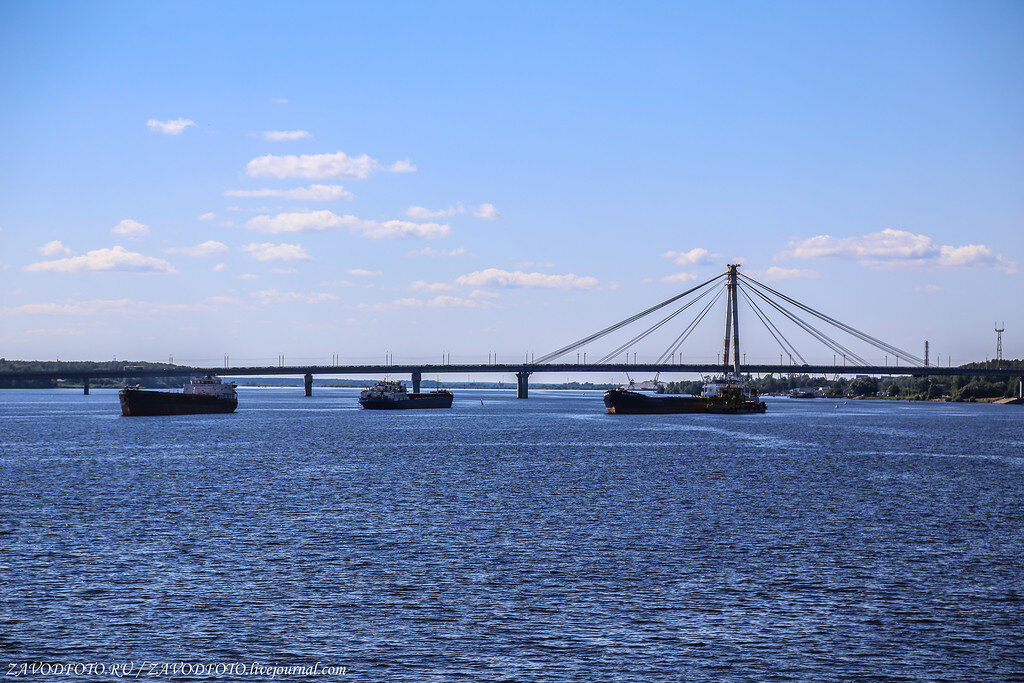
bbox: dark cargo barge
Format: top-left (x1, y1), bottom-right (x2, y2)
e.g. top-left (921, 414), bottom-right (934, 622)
top-left (119, 376), bottom-right (238, 416)
top-left (359, 380), bottom-right (453, 409)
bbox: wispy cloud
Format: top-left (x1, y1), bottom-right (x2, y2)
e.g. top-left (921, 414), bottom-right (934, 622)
top-left (781, 229), bottom-right (1017, 273)
top-left (270, 97), bottom-right (288, 104)
top-left (474, 203), bottom-right (500, 220)
top-left (405, 203), bottom-right (465, 220)
top-left (39, 240), bottom-right (72, 256)
top-left (358, 295), bottom-right (494, 311)
top-left (663, 248), bottom-right (712, 266)
top-left (410, 281), bottom-right (455, 292)
top-left (745, 266), bottom-right (819, 281)
top-left (111, 219), bottom-right (149, 239)
top-left (198, 212), bottom-right (216, 221)
top-left (240, 242), bottom-right (312, 262)
top-left (165, 240), bottom-right (230, 257)
top-left (263, 130), bottom-right (311, 141)
top-left (661, 272), bottom-right (697, 283)
top-left (347, 268), bottom-right (381, 277)
top-left (407, 246), bottom-right (467, 258)
top-left (25, 246), bottom-right (176, 273)
top-left (244, 210), bottom-right (449, 239)
top-left (3, 298), bottom-right (212, 316)
top-left (250, 289), bottom-right (339, 305)
top-left (246, 151), bottom-right (413, 180)
top-left (455, 268), bottom-right (598, 290)
top-left (389, 159), bottom-right (417, 173)
top-left (146, 118), bottom-right (196, 135)
top-left (225, 184), bottom-right (353, 201)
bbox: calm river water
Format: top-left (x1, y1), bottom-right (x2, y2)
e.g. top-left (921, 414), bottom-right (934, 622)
top-left (1, 388), bottom-right (1022, 680)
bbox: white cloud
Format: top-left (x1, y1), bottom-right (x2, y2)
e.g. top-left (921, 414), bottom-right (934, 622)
top-left (241, 242), bottom-right (312, 262)
top-left (357, 295), bottom-right (492, 311)
top-left (111, 219), bottom-right (150, 239)
top-left (915, 284), bottom-right (943, 293)
top-left (213, 263), bottom-right (227, 272)
top-left (348, 268), bottom-right (381, 277)
top-left (474, 203), bottom-right (500, 220)
top-left (427, 295), bottom-right (493, 309)
top-left (198, 212), bottom-right (216, 221)
top-left (662, 272), bottom-right (697, 283)
top-left (405, 203), bottom-right (465, 220)
top-left (389, 159), bottom-right (417, 173)
top-left (25, 246), bottom-right (176, 273)
top-left (250, 289), bottom-right (339, 305)
top-left (270, 97), bottom-right (288, 104)
top-left (411, 281), bottom-right (455, 292)
top-left (225, 184), bottom-right (353, 201)
top-left (165, 240), bottom-right (230, 257)
top-left (39, 240), bottom-right (72, 256)
top-left (663, 248), bottom-right (712, 266)
top-left (407, 246), bottom-right (467, 258)
top-left (271, 267), bottom-right (297, 274)
top-left (146, 118), bottom-right (196, 135)
top-left (782, 229), bottom-right (1017, 273)
top-left (244, 210), bottom-right (449, 239)
top-left (746, 266), bottom-right (819, 281)
top-left (237, 273), bottom-right (259, 280)
top-left (455, 268), bottom-right (599, 290)
top-left (471, 289), bottom-right (499, 299)
top-left (246, 151), bottom-right (412, 180)
top-left (263, 130), bottom-right (312, 141)
top-left (2, 298), bottom-right (208, 317)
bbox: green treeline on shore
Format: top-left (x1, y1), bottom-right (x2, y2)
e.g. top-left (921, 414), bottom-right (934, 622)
top-left (0, 359), bottom-right (181, 389)
top-left (659, 359), bottom-right (1024, 401)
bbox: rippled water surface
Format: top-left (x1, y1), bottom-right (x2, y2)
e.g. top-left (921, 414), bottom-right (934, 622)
top-left (2, 388), bottom-right (1022, 680)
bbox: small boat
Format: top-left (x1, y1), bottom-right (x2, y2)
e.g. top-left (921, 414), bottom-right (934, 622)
top-left (119, 375), bottom-right (238, 416)
top-left (358, 380), bottom-right (453, 410)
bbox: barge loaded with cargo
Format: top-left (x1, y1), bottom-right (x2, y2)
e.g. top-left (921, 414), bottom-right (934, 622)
top-left (358, 380), bottom-right (453, 409)
top-left (604, 375), bottom-right (766, 414)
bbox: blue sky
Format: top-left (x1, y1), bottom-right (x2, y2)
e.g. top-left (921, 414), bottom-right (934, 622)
top-left (1, 1), bottom-right (1021, 371)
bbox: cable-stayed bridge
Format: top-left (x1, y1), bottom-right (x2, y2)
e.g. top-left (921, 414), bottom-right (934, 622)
top-left (2, 265), bottom-right (1019, 397)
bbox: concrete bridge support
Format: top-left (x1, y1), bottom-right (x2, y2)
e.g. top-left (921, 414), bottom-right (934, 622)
top-left (516, 371), bottom-right (531, 399)
top-left (412, 371), bottom-right (421, 394)
top-left (304, 373), bottom-right (313, 397)
top-left (83, 377), bottom-right (89, 395)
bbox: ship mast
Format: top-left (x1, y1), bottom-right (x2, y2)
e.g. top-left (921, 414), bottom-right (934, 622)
top-left (723, 264), bottom-right (741, 378)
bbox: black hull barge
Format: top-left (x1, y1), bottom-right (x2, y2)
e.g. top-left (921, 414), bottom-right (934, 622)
top-left (358, 380), bottom-right (453, 409)
top-left (119, 376), bottom-right (238, 416)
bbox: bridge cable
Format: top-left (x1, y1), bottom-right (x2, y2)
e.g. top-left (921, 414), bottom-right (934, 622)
top-left (656, 284), bottom-right (727, 364)
top-left (736, 283), bottom-right (807, 365)
top-left (532, 272), bottom-right (726, 364)
top-left (739, 273), bottom-right (924, 365)
top-left (740, 282), bottom-right (869, 365)
top-left (595, 282), bottom-right (724, 364)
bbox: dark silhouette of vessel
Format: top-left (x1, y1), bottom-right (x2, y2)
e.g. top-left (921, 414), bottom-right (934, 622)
top-left (358, 380), bottom-right (453, 409)
top-left (119, 376), bottom-right (238, 416)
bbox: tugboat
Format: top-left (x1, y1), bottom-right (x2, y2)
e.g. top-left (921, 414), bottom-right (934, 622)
top-left (702, 376), bottom-right (767, 414)
top-left (119, 375), bottom-right (238, 416)
top-left (358, 380), bottom-right (453, 409)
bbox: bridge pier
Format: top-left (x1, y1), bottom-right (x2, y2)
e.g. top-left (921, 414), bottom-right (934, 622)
top-left (412, 371), bottom-right (421, 394)
top-left (83, 377), bottom-right (89, 395)
top-left (516, 371), bottom-right (531, 399)
top-left (304, 373), bottom-right (313, 397)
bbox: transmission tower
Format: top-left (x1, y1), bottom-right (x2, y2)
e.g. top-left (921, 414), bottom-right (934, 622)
top-left (995, 322), bottom-right (1005, 362)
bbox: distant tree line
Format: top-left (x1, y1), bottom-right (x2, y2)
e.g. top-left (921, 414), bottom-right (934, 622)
top-left (0, 359), bottom-right (182, 389)
top-left (657, 359), bottom-right (1023, 401)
